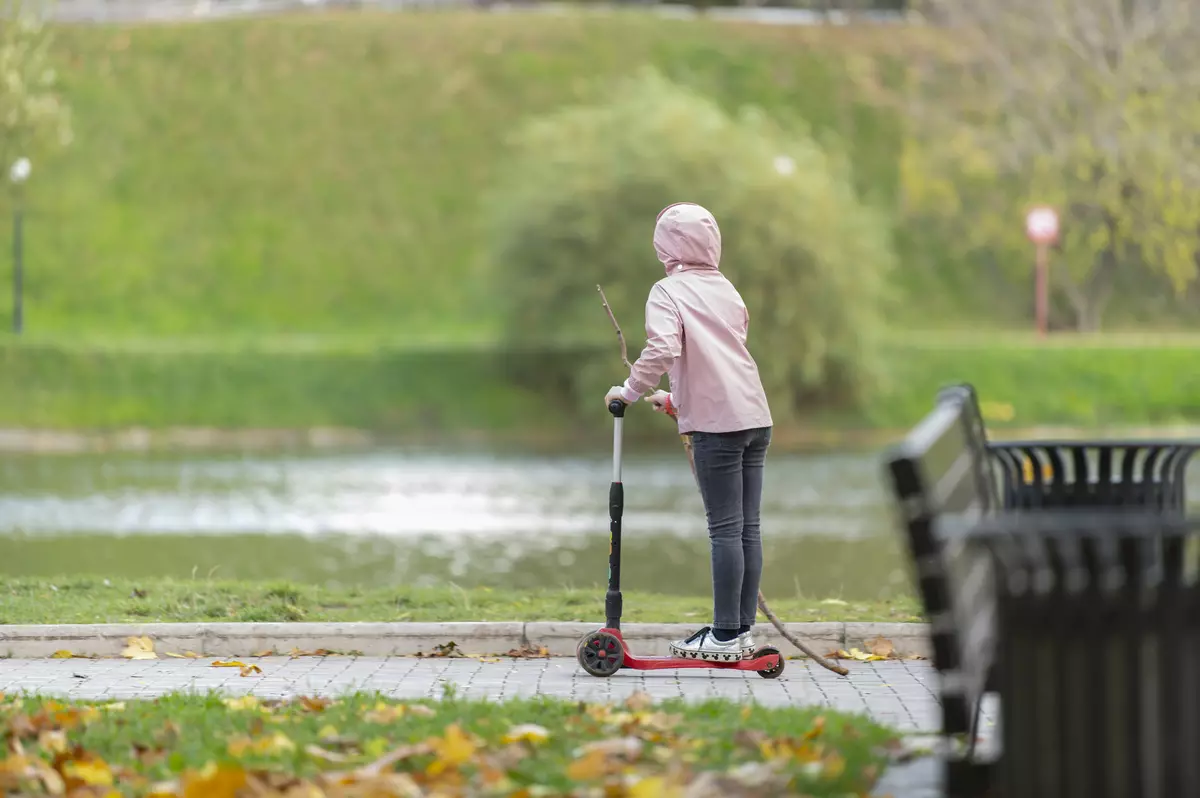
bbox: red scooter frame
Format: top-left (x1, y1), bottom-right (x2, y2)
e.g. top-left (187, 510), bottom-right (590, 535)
top-left (575, 400), bottom-right (784, 679)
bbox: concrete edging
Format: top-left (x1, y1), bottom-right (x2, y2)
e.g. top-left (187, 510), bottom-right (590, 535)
top-left (0, 621), bottom-right (932, 660)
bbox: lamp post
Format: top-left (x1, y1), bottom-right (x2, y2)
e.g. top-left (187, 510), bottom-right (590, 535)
top-left (1025, 205), bottom-right (1059, 339)
top-left (10, 156), bottom-right (29, 335)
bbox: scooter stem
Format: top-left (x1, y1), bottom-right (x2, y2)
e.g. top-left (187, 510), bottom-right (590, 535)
top-left (606, 399), bottom-right (625, 630)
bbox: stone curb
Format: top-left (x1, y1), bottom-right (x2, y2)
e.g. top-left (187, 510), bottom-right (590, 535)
top-left (0, 622), bottom-right (932, 660)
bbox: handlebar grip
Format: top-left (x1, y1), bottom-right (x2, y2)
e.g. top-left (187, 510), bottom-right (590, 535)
top-left (608, 399), bottom-right (626, 418)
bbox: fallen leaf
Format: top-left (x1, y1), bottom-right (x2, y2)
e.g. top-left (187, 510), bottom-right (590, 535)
top-left (252, 649), bottom-right (275, 657)
top-left (165, 652), bottom-right (201, 659)
top-left (50, 650), bottom-right (74, 659)
top-left (426, 724), bottom-right (477, 774)
top-left (299, 696), bottom-right (332, 713)
top-left (38, 730), bottom-right (67, 755)
top-left (222, 696), bottom-right (262, 712)
top-left (624, 692), bottom-right (653, 711)
top-left (211, 660), bottom-right (248, 669)
top-left (631, 775), bottom-right (685, 798)
top-left (227, 733), bottom-right (295, 758)
top-left (865, 637), bottom-right (896, 658)
top-left (62, 755), bottom-right (115, 788)
top-left (121, 636), bottom-right (157, 660)
top-left (303, 744), bottom-right (352, 764)
top-left (501, 724), bottom-right (549, 745)
top-left (566, 748), bottom-right (610, 781)
top-left (180, 763), bottom-right (246, 798)
top-left (823, 751), bottom-right (847, 779)
top-left (504, 643), bottom-right (551, 659)
top-left (832, 648), bottom-right (885, 662)
top-left (238, 664), bottom-right (262, 677)
top-left (418, 642), bottom-right (465, 659)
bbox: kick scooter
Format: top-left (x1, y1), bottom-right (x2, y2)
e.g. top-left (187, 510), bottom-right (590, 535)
top-left (575, 399), bottom-right (785, 679)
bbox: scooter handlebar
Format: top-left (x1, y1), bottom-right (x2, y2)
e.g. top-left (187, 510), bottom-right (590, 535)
top-left (608, 399), bottom-right (626, 418)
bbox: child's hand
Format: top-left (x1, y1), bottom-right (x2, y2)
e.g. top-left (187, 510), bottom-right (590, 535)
top-left (646, 390), bottom-right (674, 416)
top-left (604, 386), bottom-right (630, 408)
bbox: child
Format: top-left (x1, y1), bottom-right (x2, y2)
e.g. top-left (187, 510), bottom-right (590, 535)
top-left (604, 202), bottom-right (774, 662)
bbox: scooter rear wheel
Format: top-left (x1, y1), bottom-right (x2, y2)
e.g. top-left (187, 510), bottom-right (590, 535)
top-left (577, 631), bottom-right (624, 677)
top-left (754, 647), bottom-right (785, 679)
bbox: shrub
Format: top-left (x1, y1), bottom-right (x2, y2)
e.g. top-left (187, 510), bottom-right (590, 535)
top-left (483, 69), bottom-right (896, 421)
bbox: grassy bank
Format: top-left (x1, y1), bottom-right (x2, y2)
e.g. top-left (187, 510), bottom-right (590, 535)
top-left (3, 335), bottom-right (1200, 436)
top-left (16, 11), bottom-right (902, 340)
top-left (1, 578), bottom-right (923, 625)
top-left (0, 692), bottom-right (895, 797)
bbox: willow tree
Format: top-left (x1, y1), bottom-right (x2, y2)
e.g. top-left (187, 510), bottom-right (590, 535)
top-left (483, 69), bottom-right (896, 421)
top-left (0, 0), bottom-right (71, 173)
top-left (890, 0), bottom-right (1200, 331)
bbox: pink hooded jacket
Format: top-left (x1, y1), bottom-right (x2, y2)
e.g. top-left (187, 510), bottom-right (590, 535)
top-left (618, 202), bottom-right (773, 434)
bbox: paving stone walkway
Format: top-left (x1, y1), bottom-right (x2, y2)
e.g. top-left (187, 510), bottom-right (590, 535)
top-left (0, 656), bottom-right (995, 797)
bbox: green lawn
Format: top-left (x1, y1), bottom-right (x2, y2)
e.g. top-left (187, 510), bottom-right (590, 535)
top-left (3, 333), bottom-right (1199, 435)
top-left (0, 691), bottom-right (898, 796)
top-left (0, 577), bottom-right (924, 625)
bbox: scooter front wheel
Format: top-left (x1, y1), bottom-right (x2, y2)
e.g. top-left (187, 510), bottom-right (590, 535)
top-left (754, 647), bottom-right (785, 679)
top-left (577, 631), bottom-right (624, 677)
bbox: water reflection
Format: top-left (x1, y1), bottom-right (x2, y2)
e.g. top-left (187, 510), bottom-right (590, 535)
top-left (0, 448), bottom-right (906, 598)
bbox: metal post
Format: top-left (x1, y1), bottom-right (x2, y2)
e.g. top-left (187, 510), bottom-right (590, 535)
top-left (12, 205), bottom-right (22, 335)
top-left (1035, 241), bottom-right (1048, 338)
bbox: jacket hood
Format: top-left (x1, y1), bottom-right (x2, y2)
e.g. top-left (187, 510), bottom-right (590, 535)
top-left (654, 202), bottom-right (721, 276)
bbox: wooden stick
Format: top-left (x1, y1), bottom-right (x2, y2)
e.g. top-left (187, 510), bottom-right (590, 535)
top-left (597, 285), bottom-right (632, 370)
top-left (596, 285), bottom-right (849, 676)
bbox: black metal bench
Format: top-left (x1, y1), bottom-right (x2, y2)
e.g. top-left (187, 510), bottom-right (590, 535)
top-left (989, 439), bottom-right (1199, 512)
top-left (968, 509), bottom-right (1200, 798)
top-left (884, 384), bottom-right (1001, 796)
top-left (883, 383), bottom-right (1200, 796)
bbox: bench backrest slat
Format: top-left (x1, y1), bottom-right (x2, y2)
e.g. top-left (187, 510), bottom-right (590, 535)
top-left (884, 384), bottom-right (998, 737)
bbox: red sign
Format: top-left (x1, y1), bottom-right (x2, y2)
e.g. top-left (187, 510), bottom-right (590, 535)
top-left (1026, 206), bottom-right (1059, 245)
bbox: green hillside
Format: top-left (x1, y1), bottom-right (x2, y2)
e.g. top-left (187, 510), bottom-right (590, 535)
top-left (16, 11), bottom-right (901, 339)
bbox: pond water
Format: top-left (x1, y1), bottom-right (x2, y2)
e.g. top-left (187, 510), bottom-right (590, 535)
top-left (0, 447), bottom-right (915, 600)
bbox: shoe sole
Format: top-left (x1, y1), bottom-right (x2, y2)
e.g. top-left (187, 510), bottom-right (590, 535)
top-left (668, 645), bottom-right (749, 663)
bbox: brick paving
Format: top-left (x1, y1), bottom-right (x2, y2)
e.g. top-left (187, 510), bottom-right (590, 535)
top-left (0, 656), bottom-right (994, 796)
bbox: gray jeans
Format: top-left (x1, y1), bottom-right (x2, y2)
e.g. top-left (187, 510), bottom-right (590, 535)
top-left (690, 426), bottom-right (772, 631)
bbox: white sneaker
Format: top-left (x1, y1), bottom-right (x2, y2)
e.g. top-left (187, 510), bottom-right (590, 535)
top-left (739, 630), bottom-right (756, 656)
top-left (668, 627), bottom-right (744, 663)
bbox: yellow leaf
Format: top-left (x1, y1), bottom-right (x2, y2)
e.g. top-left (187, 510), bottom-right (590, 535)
top-left (181, 763), bottom-right (247, 798)
top-left (428, 724), bottom-right (476, 772)
top-left (823, 751), bottom-right (847, 779)
top-left (63, 757), bottom-right (115, 786)
top-left (238, 664), bottom-right (262, 677)
top-left (211, 660), bottom-right (247, 669)
top-left (50, 650), bottom-right (74, 659)
top-left (364, 737), bottom-right (390, 758)
top-left (38, 729), bottom-right (67, 754)
top-left (122, 636), bottom-right (157, 660)
top-left (222, 696), bottom-right (261, 712)
top-left (566, 748), bottom-right (610, 781)
top-left (227, 732), bottom-right (295, 758)
top-left (502, 724), bottom-right (549, 745)
top-left (317, 725), bottom-right (339, 740)
top-left (631, 775), bottom-right (684, 798)
top-left (166, 651), bottom-right (201, 659)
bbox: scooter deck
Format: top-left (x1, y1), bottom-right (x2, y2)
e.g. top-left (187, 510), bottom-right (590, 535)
top-left (597, 627), bottom-right (782, 672)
